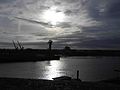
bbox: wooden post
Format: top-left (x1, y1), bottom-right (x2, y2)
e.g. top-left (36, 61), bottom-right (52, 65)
top-left (77, 70), bottom-right (79, 80)
top-left (114, 69), bottom-right (120, 79)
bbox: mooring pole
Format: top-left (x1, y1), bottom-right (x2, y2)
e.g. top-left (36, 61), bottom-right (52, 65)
top-left (114, 69), bottom-right (120, 79)
top-left (77, 70), bottom-right (79, 80)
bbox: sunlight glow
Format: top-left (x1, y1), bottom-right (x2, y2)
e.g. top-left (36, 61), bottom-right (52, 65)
top-left (42, 6), bottom-right (65, 26)
top-left (46, 27), bottom-right (65, 35)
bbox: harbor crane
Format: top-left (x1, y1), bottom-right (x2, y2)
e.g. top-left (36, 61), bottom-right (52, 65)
top-left (17, 41), bottom-right (24, 50)
top-left (12, 40), bottom-right (24, 50)
top-left (12, 40), bottom-right (18, 50)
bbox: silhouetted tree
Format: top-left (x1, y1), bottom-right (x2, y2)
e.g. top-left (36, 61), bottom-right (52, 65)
top-left (64, 46), bottom-right (71, 51)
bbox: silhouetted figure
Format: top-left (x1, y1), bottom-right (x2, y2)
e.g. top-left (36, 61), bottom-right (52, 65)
top-left (48, 40), bottom-right (53, 51)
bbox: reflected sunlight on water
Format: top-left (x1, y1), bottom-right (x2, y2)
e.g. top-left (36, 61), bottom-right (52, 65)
top-left (43, 61), bottom-right (65, 80)
top-left (0, 57), bottom-right (120, 81)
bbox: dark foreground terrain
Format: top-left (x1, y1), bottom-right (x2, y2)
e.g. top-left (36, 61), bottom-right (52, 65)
top-left (0, 77), bottom-right (120, 90)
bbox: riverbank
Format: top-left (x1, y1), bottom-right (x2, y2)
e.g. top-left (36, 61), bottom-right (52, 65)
top-left (0, 77), bottom-right (120, 90)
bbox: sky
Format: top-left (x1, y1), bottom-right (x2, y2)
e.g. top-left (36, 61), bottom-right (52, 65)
top-left (0, 0), bottom-right (120, 49)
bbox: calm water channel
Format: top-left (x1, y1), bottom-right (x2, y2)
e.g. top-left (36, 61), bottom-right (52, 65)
top-left (0, 56), bottom-right (120, 81)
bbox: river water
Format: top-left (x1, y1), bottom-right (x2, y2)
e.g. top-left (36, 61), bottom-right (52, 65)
top-left (0, 56), bottom-right (120, 81)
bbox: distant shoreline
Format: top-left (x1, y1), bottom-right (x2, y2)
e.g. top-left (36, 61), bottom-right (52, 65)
top-left (0, 49), bottom-right (120, 63)
top-left (1, 49), bottom-right (120, 56)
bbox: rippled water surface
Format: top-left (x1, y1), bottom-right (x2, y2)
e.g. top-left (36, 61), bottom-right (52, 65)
top-left (0, 56), bottom-right (120, 81)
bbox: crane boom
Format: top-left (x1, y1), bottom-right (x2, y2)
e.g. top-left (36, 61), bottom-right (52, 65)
top-left (12, 40), bottom-right (18, 49)
top-left (17, 41), bottom-right (24, 50)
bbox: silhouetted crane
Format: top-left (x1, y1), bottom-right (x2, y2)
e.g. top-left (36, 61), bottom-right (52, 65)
top-left (12, 40), bottom-right (18, 50)
top-left (17, 41), bottom-right (24, 50)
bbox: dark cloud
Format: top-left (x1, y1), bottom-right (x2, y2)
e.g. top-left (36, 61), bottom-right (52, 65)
top-left (0, 16), bottom-right (16, 30)
top-left (0, 0), bottom-right (15, 3)
top-left (64, 10), bottom-right (73, 16)
top-left (105, 1), bottom-right (120, 18)
top-left (0, 0), bottom-right (120, 49)
top-left (15, 17), bottom-right (53, 28)
top-left (57, 22), bottom-right (72, 28)
top-left (55, 33), bottom-right (120, 49)
top-left (63, 0), bottom-right (80, 4)
top-left (54, 1), bottom-right (61, 5)
top-left (85, 0), bottom-right (120, 20)
top-left (39, 5), bottom-right (49, 10)
top-left (32, 32), bottom-right (49, 37)
top-left (77, 37), bottom-right (120, 49)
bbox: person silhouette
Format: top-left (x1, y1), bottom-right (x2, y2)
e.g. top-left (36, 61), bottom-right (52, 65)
top-left (48, 40), bottom-right (53, 51)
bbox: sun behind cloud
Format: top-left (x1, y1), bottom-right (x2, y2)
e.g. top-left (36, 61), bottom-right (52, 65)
top-left (42, 6), bottom-right (65, 26)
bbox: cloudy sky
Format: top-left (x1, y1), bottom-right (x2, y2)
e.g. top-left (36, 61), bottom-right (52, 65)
top-left (0, 0), bottom-right (120, 49)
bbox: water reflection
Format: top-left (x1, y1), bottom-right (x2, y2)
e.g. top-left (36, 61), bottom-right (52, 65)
top-left (0, 57), bottom-right (120, 81)
top-left (43, 60), bottom-right (65, 80)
